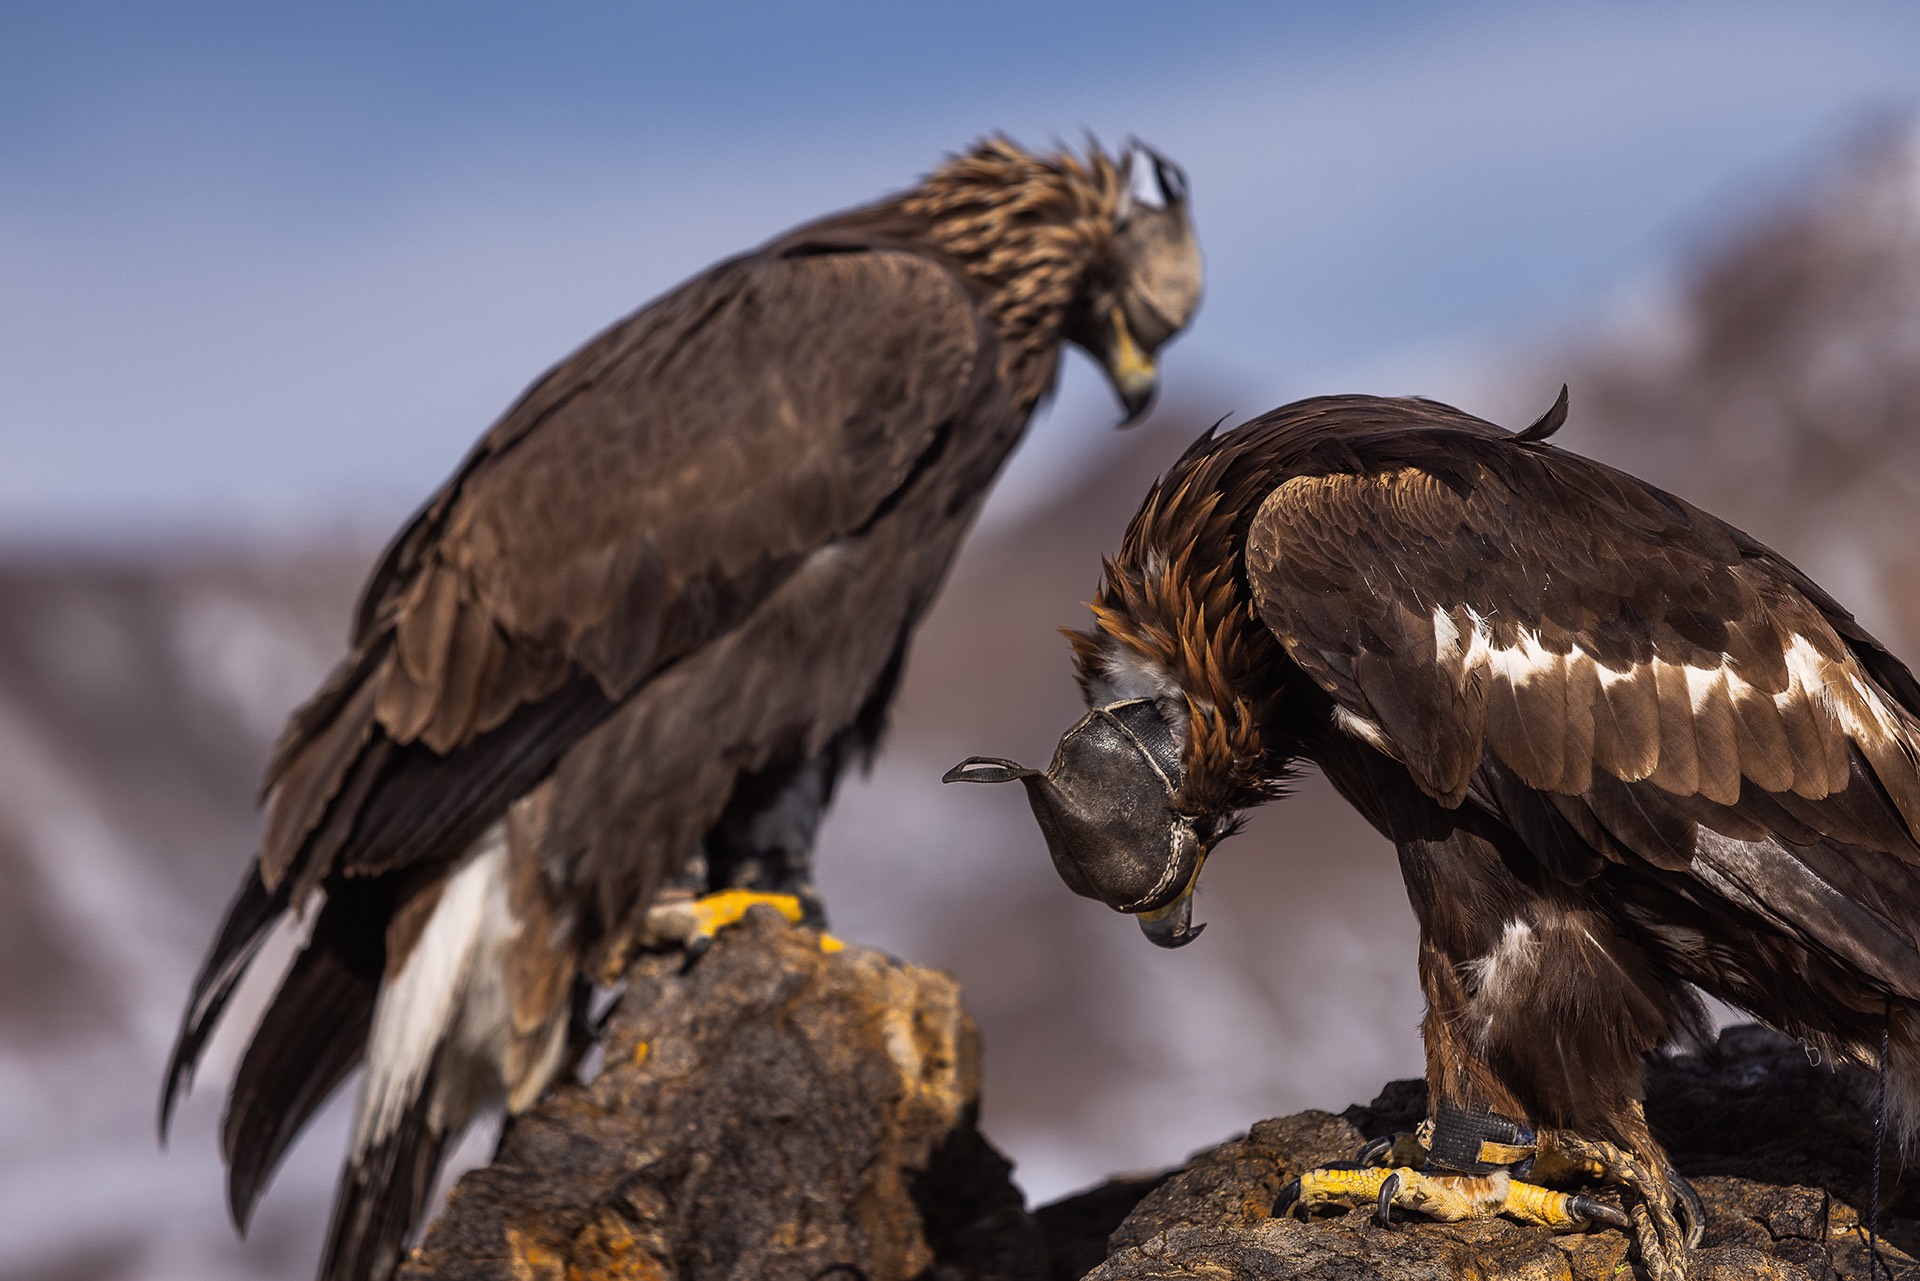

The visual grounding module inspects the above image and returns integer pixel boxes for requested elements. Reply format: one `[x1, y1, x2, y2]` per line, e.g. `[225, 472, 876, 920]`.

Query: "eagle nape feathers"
[951, 390, 1920, 1279]
[159, 135, 1201, 1281]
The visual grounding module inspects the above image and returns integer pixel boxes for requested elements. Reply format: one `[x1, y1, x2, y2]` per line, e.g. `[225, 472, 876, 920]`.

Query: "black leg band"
[1423, 1099, 1538, 1175]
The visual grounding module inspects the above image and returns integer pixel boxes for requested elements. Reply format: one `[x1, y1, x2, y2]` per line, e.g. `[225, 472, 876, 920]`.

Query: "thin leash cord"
[1868, 994, 1890, 1280]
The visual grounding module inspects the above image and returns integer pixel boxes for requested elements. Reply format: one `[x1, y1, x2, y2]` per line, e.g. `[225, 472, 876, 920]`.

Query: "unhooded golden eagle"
[160, 137, 1201, 1281]
[950, 392, 1920, 1279]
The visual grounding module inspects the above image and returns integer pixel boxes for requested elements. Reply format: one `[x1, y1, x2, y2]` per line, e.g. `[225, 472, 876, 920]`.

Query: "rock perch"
[403, 910, 1916, 1280]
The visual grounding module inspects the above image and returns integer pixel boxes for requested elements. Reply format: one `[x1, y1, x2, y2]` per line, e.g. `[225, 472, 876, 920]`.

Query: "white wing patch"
[1483, 628, 1558, 692]
[1332, 705, 1392, 754]
[1417, 604, 1920, 810]
[1782, 635, 1901, 758]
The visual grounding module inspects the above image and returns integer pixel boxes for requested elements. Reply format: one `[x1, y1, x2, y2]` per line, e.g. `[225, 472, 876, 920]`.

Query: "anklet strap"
[1420, 1099, 1537, 1174]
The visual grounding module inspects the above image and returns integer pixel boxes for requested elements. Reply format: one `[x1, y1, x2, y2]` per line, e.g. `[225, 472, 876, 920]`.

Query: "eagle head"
[945, 423, 1316, 948]
[944, 697, 1214, 948]
[1067, 145, 1203, 425]
[906, 138, 1201, 421]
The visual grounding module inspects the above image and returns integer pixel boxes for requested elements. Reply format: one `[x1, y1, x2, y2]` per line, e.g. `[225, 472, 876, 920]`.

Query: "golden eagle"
[950, 392, 1920, 1279]
[161, 137, 1201, 1281]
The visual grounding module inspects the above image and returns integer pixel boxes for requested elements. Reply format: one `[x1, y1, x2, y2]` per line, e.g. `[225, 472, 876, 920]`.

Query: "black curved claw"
[1274, 1176, 1303, 1219]
[793, 886, 830, 932]
[1569, 1194, 1630, 1230]
[1374, 1171, 1402, 1228]
[1355, 1135, 1395, 1167]
[1666, 1168, 1707, 1248]
[680, 933, 714, 973]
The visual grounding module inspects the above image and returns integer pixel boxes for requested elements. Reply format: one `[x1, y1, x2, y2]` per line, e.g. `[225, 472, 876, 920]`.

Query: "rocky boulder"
[402, 913, 1914, 1280]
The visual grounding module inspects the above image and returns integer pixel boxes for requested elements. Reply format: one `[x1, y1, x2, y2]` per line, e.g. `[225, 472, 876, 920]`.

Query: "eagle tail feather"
[160, 865, 288, 1141]
[316, 829, 524, 1279]
[222, 911, 379, 1233]
[319, 1064, 451, 1281]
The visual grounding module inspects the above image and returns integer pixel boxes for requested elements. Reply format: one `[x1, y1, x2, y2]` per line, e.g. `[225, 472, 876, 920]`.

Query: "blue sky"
[3, 1, 1919, 540]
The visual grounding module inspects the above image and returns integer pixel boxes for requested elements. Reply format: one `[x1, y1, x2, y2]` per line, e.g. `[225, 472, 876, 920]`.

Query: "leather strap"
[1420, 1099, 1538, 1175]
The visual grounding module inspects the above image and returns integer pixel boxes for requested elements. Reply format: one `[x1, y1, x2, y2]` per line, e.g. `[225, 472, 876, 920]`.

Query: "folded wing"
[1246, 430, 1920, 995]
[162, 245, 988, 1276]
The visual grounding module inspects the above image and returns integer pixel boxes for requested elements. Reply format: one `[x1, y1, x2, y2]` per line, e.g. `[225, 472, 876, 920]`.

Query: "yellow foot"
[688, 889, 803, 939]
[1279, 1164, 1628, 1232]
[642, 889, 806, 952]
[1538, 1132, 1701, 1281]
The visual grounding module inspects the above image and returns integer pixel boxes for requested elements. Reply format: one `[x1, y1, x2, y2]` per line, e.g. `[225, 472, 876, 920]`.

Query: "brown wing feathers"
[379, 561, 515, 753]
[160, 866, 287, 1140]
[1201, 395, 1920, 1028]
[1250, 441, 1920, 851]
[247, 250, 979, 916]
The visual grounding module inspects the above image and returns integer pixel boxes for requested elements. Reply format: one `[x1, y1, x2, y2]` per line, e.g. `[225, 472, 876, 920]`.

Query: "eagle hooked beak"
[1135, 863, 1204, 949]
[943, 698, 1207, 946]
[1092, 306, 1160, 426]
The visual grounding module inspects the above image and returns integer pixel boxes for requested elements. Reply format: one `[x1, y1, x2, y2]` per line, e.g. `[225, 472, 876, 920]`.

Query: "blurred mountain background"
[6, 4, 1920, 1278]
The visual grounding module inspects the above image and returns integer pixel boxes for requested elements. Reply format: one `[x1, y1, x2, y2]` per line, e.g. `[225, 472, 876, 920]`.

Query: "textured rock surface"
[1086, 1025, 1917, 1280]
[1082, 1112, 1895, 1279]
[401, 906, 1044, 1281]
[402, 915, 1915, 1280]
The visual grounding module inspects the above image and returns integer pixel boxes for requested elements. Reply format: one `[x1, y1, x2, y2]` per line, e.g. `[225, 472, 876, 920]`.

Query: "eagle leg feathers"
[698, 741, 856, 930]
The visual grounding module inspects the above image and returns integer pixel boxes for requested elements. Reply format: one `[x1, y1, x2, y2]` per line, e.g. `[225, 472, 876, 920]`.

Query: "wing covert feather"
[399, 248, 981, 712]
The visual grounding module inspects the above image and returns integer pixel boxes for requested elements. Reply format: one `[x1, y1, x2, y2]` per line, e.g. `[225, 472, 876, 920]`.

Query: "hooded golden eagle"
[950, 392, 1920, 1279]
[160, 137, 1201, 1281]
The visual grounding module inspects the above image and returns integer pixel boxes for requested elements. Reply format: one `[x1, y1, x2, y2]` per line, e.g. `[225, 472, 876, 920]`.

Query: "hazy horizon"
[6, 2, 1920, 544]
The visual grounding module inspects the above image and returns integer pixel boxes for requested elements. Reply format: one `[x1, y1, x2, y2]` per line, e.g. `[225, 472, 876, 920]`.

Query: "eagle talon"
[793, 887, 830, 932]
[1669, 1168, 1706, 1249]
[1289, 1161, 1632, 1236]
[1568, 1194, 1629, 1231]
[1356, 1131, 1428, 1169]
[679, 934, 714, 973]
[1275, 1176, 1304, 1219]
[1356, 1134, 1394, 1167]
[1375, 1171, 1402, 1228]
[1539, 1131, 1697, 1276]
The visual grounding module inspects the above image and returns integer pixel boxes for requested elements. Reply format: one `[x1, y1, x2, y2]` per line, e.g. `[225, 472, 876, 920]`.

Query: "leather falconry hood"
[944, 698, 1206, 947]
